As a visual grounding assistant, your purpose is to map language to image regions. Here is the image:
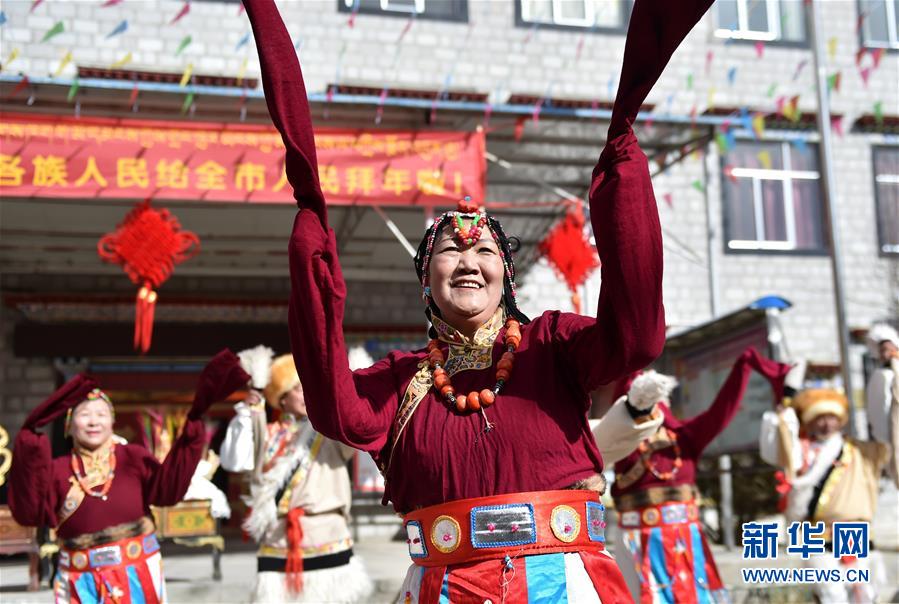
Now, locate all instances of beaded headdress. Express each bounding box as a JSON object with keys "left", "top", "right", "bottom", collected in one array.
[
  {"left": 414, "top": 197, "right": 529, "bottom": 333},
  {"left": 65, "top": 388, "right": 115, "bottom": 435}
]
